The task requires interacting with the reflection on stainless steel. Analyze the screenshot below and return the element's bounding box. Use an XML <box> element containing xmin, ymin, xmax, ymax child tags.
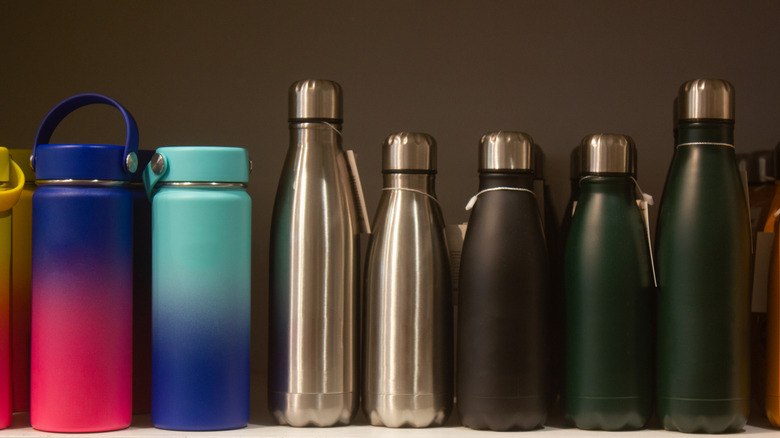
<box><xmin>363</xmin><ymin>132</ymin><xmax>453</xmax><ymax>427</ymax></box>
<box><xmin>268</xmin><ymin>80</ymin><xmax>358</xmax><ymax>427</ymax></box>
<box><xmin>479</xmin><ymin>131</ymin><xmax>533</xmax><ymax>171</ymax></box>
<box><xmin>678</xmin><ymin>78</ymin><xmax>735</xmax><ymax>121</ymax></box>
<box><xmin>580</xmin><ymin>133</ymin><xmax>636</xmax><ymax>175</ymax></box>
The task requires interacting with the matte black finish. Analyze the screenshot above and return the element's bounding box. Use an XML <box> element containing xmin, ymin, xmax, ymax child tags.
<box><xmin>457</xmin><ymin>172</ymin><xmax>551</xmax><ymax>431</ymax></box>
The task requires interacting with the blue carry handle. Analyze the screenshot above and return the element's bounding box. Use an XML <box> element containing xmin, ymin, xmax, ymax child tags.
<box><xmin>31</xmin><ymin>93</ymin><xmax>139</xmax><ymax>174</ymax></box>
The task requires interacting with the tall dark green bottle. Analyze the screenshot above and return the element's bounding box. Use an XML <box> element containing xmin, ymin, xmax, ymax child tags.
<box><xmin>564</xmin><ymin>134</ymin><xmax>653</xmax><ymax>430</ymax></box>
<box><xmin>656</xmin><ymin>79</ymin><xmax>750</xmax><ymax>433</ymax></box>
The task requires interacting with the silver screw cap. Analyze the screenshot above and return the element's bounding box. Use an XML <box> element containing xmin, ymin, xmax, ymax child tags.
<box><xmin>580</xmin><ymin>133</ymin><xmax>636</xmax><ymax>175</ymax></box>
<box><xmin>289</xmin><ymin>79</ymin><xmax>343</xmax><ymax>121</ymax></box>
<box><xmin>383</xmin><ymin>132</ymin><xmax>436</xmax><ymax>172</ymax></box>
<box><xmin>479</xmin><ymin>131</ymin><xmax>534</xmax><ymax>171</ymax></box>
<box><xmin>677</xmin><ymin>78</ymin><xmax>735</xmax><ymax>121</ymax></box>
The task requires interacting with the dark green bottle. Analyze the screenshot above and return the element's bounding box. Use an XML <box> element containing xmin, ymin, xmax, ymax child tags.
<box><xmin>564</xmin><ymin>134</ymin><xmax>653</xmax><ymax>430</ymax></box>
<box><xmin>656</xmin><ymin>79</ymin><xmax>750</xmax><ymax>433</ymax></box>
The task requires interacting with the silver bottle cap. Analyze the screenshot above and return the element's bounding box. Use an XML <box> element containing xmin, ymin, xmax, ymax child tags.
<box><xmin>289</xmin><ymin>79</ymin><xmax>343</xmax><ymax>121</ymax></box>
<box><xmin>569</xmin><ymin>145</ymin><xmax>581</xmax><ymax>180</ymax></box>
<box><xmin>383</xmin><ymin>132</ymin><xmax>436</xmax><ymax>172</ymax></box>
<box><xmin>479</xmin><ymin>131</ymin><xmax>534</xmax><ymax>171</ymax></box>
<box><xmin>580</xmin><ymin>133</ymin><xmax>636</xmax><ymax>175</ymax></box>
<box><xmin>677</xmin><ymin>78</ymin><xmax>734</xmax><ymax>121</ymax></box>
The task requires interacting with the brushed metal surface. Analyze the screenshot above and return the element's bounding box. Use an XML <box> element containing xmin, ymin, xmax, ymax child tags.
<box><xmin>678</xmin><ymin>78</ymin><xmax>734</xmax><ymax>121</ymax></box>
<box><xmin>580</xmin><ymin>133</ymin><xmax>636</xmax><ymax>175</ymax></box>
<box><xmin>269</xmin><ymin>121</ymin><xmax>359</xmax><ymax>427</ymax></box>
<box><xmin>479</xmin><ymin>131</ymin><xmax>534</xmax><ymax>171</ymax></box>
<box><xmin>363</xmin><ymin>133</ymin><xmax>453</xmax><ymax>427</ymax></box>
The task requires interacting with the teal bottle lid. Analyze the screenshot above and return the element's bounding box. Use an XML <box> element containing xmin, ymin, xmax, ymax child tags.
<box><xmin>142</xmin><ymin>146</ymin><xmax>250</xmax><ymax>200</ymax></box>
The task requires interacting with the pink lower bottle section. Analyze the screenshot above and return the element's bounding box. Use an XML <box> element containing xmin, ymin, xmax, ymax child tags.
<box><xmin>30</xmin><ymin>282</ymin><xmax>131</xmax><ymax>432</ymax></box>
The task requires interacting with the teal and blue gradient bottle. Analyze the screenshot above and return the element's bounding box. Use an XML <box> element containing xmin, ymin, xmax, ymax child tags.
<box><xmin>143</xmin><ymin>146</ymin><xmax>251</xmax><ymax>431</ymax></box>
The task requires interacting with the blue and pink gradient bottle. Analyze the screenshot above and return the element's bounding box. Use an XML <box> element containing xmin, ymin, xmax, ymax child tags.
<box><xmin>30</xmin><ymin>93</ymin><xmax>138</xmax><ymax>432</ymax></box>
<box><xmin>143</xmin><ymin>146</ymin><xmax>251</xmax><ymax>431</ymax></box>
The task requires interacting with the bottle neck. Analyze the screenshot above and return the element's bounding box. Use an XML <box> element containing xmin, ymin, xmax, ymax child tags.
<box><xmin>477</xmin><ymin>171</ymin><xmax>534</xmax><ymax>191</ymax></box>
<box><xmin>579</xmin><ymin>175</ymin><xmax>636</xmax><ymax>198</ymax></box>
<box><xmin>289</xmin><ymin>122</ymin><xmax>342</xmax><ymax>148</ymax></box>
<box><xmin>383</xmin><ymin>172</ymin><xmax>436</xmax><ymax>195</ymax></box>
<box><xmin>677</xmin><ymin>120</ymin><xmax>734</xmax><ymax>145</ymax></box>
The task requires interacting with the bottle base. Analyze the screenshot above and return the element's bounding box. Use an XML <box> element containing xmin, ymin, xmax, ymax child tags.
<box><xmin>364</xmin><ymin>393</ymin><xmax>452</xmax><ymax>427</ymax></box>
<box><xmin>269</xmin><ymin>392</ymin><xmax>355</xmax><ymax>427</ymax></box>
<box><xmin>658</xmin><ymin>397</ymin><xmax>748</xmax><ymax>433</ymax></box>
<box><xmin>31</xmin><ymin>420</ymin><xmax>130</xmax><ymax>433</ymax></box>
<box><xmin>564</xmin><ymin>396</ymin><xmax>650</xmax><ymax>430</ymax></box>
<box><xmin>457</xmin><ymin>395</ymin><xmax>547</xmax><ymax>431</ymax></box>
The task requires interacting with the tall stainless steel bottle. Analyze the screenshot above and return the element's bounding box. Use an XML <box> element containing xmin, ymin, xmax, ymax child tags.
<box><xmin>269</xmin><ymin>79</ymin><xmax>359</xmax><ymax>426</ymax></box>
<box><xmin>656</xmin><ymin>79</ymin><xmax>750</xmax><ymax>433</ymax></box>
<box><xmin>363</xmin><ymin>132</ymin><xmax>453</xmax><ymax>428</ymax></box>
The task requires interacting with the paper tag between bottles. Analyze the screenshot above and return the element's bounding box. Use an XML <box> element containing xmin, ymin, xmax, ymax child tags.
<box><xmin>345</xmin><ymin>150</ymin><xmax>371</xmax><ymax>234</ymax></box>
<box><xmin>637</xmin><ymin>193</ymin><xmax>657</xmax><ymax>287</ymax></box>
<box><xmin>740</xmin><ymin>167</ymin><xmax>753</xmax><ymax>254</ymax></box>
<box><xmin>445</xmin><ymin>223</ymin><xmax>468</xmax><ymax>306</ymax></box>
<box><xmin>753</xmin><ymin>231</ymin><xmax>773</xmax><ymax>313</ymax></box>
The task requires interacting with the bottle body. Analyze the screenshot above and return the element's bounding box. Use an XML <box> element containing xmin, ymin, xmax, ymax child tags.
<box><xmin>151</xmin><ymin>186</ymin><xmax>250</xmax><ymax>430</ymax></box>
<box><xmin>765</xmin><ymin>183</ymin><xmax>780</xmax><ymax>425</ymax></box>
<box><xmin>269</xmin><ymin>123</ymin><xmax>359</xmax><ymax>426</ymax></box>
<box><xmin>11</xmin><ymin>183</ymin><xmax>33</xmax><ymax>413</ymax></box>
<box><xmin>656</xmin><ymin>123</ymin><xmax>750</xmax><ymax>433</ymax></box>
<box><xmin>564</xmin><ymin>176</ymin><xmax>653</xmax><ymax>430</ymax></box>
<box><xmin>30</xmin><ymin>185</ymin><xmax>132</xmax><ymax>432</ymax></box>
<box><xmin>363</xmin><ymin>174</ymin><xmax>453</xmax><ymax>427</ymax></box>
<box><xmin>0</xmin><ymin>207</ymin><xmax>11</xmax><ymax>428</ymax></box>
<box><xmin>457</xmin><ymin>172</ymin><xmax>550</xmax><ymax>430</ymax></box>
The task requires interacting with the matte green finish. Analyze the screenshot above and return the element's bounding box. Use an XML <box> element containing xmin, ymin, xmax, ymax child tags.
<box><xmin>656</xmin><ymin>122</ymin><xmax>750</xmax><ymax>433</ymax></box>
<box><xmin>564</xmin><ymin>176</ymin><xmax>653</xmax><ymax>430</ymax></box>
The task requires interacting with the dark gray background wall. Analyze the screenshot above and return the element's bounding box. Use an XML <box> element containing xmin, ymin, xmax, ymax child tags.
<box><xmin>2</xmin><ymin>0</ymin><xmax>780</xmax><ymax>422</ymax></box>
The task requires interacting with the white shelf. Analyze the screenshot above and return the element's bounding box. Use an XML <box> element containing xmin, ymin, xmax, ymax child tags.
<box><xmin>2</xmin><ymin>411</ymin><xmax>778</xmax><ymax>437</ymax></box>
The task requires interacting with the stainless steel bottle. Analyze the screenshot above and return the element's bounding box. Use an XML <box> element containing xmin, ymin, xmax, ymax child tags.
<box><xmin>363</xmin><ymin>132</ymin><xmax>453</xmax><ymax>427</ymax></box>
<box><xmin>268</xmin><ymin>79</ymin><xmax>359</xmax><ymax>427</ymax></box>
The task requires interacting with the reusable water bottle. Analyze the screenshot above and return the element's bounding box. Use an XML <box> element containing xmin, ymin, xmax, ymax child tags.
<box><xmin>764</xmin><ymin>143</ymin><xmax>780</xmax><ymax>426</ymax></box>
<box><xmin>363</xmin><ymin>132</ymin><xmax>453</xmax><ymax>428</ymax></box>
<box><xmin>144</xmin><ymin>146</ymin><xmax>251</xmax><ymax>430</ymax></box>
<box><xmin>745</xmin><ymin>150</ymin><xmax>773</xmax><ymax>415</ymax></box>
<box><xmin>656</xmin><ymin>79</ymin><xmax>750</xmax><ymax>433</ymax></box>
<box><xmin>8</xmin><ymin>149</ymin><xmax>34</xmax><ymax>413</ymax></box>
<box><xmin>269</xmin><ymin>79</ymin><xmax>359</xmax><ymax>426</ymax></box>
<box><xmin>564</xmin><ymin>134</ymin><xmax>653</xmax><ymax>430</ymax></box>
<box><xmin>131</xmin><ymin>150</ymin><xmax>153</xmax><ymax>414</ymax></box>
<box><xmin>30</xmin><ymin>93</ymin><xmax>137</xmax><ymax>432</ymax></box>
<box><xmin>457</xmin><ymin>131</ymin><xmax>550</xmax><ymax>430</ymax></box>
<box><xmin>0</xmin><ymin>149</ymin><xmax>25</xmax><ymax>429</ymax></box>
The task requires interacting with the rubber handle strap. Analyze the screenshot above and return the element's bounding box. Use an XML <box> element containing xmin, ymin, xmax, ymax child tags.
<box><xmin>31</xmin><ymin>93</ymin><xmax>139</xmax><ymax>174</ymax></box>
<box><xmin>0</xmin><ymin>160</ymin><xmax>26</xmax><ymax>211</ymax></box>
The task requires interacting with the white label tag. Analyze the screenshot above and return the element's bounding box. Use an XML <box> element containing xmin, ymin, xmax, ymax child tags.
<box><xmin>637</xmin><ymin>193</ymin><xmax>657</xmax><ymax>287</ymax></box>
<box><xmin>741</xmin><ymin>168</ymin><xmax>753</xmax><ymax>254</ymax></box>
<box><xmin>345</xmin><ymin>150</ymin><xmax>371</xmax><ymax>235</ymax></box>
<box><xmin>753</xmin><ymin>231</ymin><xmax>774</xmax><ymax>313</ymax></box>
<box><xmin>445</xmin><ymin>223</ymin><xmax>468</xmax><ymax>306</ymax></box>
